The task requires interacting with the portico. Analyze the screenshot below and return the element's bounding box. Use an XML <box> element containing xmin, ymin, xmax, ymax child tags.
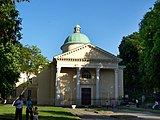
<box><xmin>54</xmin><ymin>54</ymin><xmax>122</xmax><ymax>106</ymax></box>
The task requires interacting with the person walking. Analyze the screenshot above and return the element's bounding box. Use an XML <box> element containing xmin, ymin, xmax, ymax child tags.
<box><xmin>26</xmin><ymin>96</ymin><xmax>33</xmax><ymax>120</ymax></box>
<box><xmin>14</xmin><ymin>95</ymin><xmax>24</xmax><ymax>120</ymax></box>
<box><xmin>111</xmin><ymin>99</ymin><xmax>115</xmax><ymax>109</ymax></box>
<box><xmin>106</xmin><ymin>100</ymin><xmax>109</xmax><ymax>109</ymax></box>
<box><xmin>135</xmin><ymin>98</ymin><xmax>139</xmax><ymax>108</ymax></box>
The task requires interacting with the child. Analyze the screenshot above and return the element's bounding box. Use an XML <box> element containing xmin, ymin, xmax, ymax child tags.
<box><xmin>33</xmin><ymin>106</ymin><xmax>38</xmax><ymax>120</ymax></box>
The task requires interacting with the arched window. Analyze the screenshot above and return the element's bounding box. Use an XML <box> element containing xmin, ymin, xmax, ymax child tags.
<box><xmin>82</xmin><ymin>70</ymin><xmax>91</xmax><ymax>79</ymax></box>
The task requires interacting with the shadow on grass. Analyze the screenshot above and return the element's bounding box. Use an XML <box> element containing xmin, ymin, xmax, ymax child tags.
<box><xmin>0</xmin><ymin>114</ymin><xmax>26</xmax><ymax>120</ymax></box>
<box><xmin>40</xmin><ymin>110</ymin><xmax>75</xmax><ymax>116</ymax></box>
<box><xmin>0</xmin><ymin>113</ymin><xmax>79</xmax><ymax>120</ymax></box>
<box><xmin>39</xmin><ymin>110</ymin><xmax>80</xmax><ymax>120</ymax></box>
<box><xmin>39</xmin><ymin>116</ymin><xmax>79</xmax><ymax>120</ymax></box>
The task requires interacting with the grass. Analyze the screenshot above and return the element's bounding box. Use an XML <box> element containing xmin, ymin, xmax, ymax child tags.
<box><xmin>0</xmin><ymin>104</ymin><xmax>80</xmax><ymax>120</ymax></box>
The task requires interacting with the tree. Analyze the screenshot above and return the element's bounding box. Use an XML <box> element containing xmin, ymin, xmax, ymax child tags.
<box><xmin>0</xmin><ymin>0</ymin><xmax>22</xmax><ymax>43</ymax></box>
<box><xmin>0</xmin><ymin>43</ymin><xmax>22</xmax><ymax>98</ymax></box>
<box><xmin>20</xmin><ymin>45</ymin><xmax>49</xmax><ymax>80</ymax></box>
<box><xmin>119</xmin><ymin>32</ymin><xmax>142</xmax><ymax>96</ymax></box>
<box><xmin>0</xmin><ymin>0</ymin><xmax>29</xmax><ymax>98</ymax></box>
<box><xmin>139</xmin><ymin>1</ymin><xmax>160</xmax><ymax>91</ymax></box>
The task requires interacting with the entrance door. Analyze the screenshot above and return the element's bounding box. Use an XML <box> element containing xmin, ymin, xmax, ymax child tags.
<box><xmin>81</xmin><ymin>88</ymin><xmax>91</xmax><ymax>105</ymax></box>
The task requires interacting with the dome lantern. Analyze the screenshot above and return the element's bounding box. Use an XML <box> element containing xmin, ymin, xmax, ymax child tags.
<box><xmin>74</xmin><ymin>25</ymin><xmax>81</xmax><ymax>33</ymax></box>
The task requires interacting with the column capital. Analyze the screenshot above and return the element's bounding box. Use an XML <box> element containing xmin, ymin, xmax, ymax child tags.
<box><xmin>77</xmin><ymin>67</ymin><xmax>81</xmax><ymax>71</ymax></box>
<box><xmin>114</xmin><ymin>68</ymin><xmax>119</xmax><ymax>72</ymax></box>
<box><xmin>56</xmin><ymin>66</ymin><xmax>61</xmax><ymax>70</ymax></box>
<box><xmin>96</xmin><ymin>68</ymin><xmax>100</xmax><ymax>72</ymax></box>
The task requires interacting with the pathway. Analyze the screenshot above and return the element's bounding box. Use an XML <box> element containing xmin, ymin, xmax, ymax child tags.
<box><xmin>70</xmin><ymin>107</ymin><xmax>160</xmax><ymax>120</ymax></box>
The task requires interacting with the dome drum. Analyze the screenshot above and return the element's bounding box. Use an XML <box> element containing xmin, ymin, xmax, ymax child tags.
<box><xmin>61</xmin><ymin>43</ymin><xmax>86</xmax><ymax>53</ymax></box>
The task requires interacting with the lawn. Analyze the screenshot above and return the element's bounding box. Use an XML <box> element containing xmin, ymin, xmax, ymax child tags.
<box><xmin>0</xmin><ymin>104</ymin><xmax>80</xmax><ymax>120</ymax></box>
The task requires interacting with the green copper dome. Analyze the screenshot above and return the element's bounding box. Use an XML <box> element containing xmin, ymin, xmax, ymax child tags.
<box><xmin>64</xmin><ymin>33</ymin><xmax>90</xmax><ymax>44</ymax></box>
<box><xmin>63</xmin><ymin>25</ymin><xmax>90</xmax><ymax>45</ymax></box>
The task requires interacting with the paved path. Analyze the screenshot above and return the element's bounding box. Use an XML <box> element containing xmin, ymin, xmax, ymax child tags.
<box><xmin>70</xmin><ymin>108</ymin><xmax>160</xmax><ymax>120</ymax></box>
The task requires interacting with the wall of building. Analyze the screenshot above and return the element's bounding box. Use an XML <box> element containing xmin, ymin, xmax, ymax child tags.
<box><xmin>100</xmin><ymin>69</ymin><xmax>115</xmax><ymax>105</ymax></box>
<box><xmin>37</xmin><ymin>63</ymin><xmax>56</xmax><ymax>105</ymax></box>
<box><xmin>118</xmin><ymin>68</ymin><xmax>124</xmax><ymax>99</ymax></box>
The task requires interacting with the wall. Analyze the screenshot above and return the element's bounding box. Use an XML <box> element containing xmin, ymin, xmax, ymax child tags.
<box><xmin>37</xmin><ymin>63</ymin><xmax>56</xmax><ymax>105</ymax></box>
<box><xmin>100</xmin><ymin>69</ymin><xmax>114</xmax><ymax>105</ymax></box>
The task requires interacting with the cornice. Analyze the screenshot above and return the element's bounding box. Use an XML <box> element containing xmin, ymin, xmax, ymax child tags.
<box><xmin>55</xmin><ymin>58</ymin><xmax>120</xmax><ymax>63</ymax></box>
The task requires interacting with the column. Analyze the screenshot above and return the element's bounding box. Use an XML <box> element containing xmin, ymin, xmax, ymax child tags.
<box><xmin>62</xmin><ymin>91</ymin><xmax>64</xmax><ymax>106</ymax></box>
<box><xmin>55</xmin><ymin>66</ymin><xmax>61</xmax><ymax>106</ymax></box>
<box><xmin>76</xmin><ymin>67</ymin><xmax>81</xmax><ymax>105</ymax></box>
<box><xmin>121</xmin><ymin>69</ymin><xmax>124</xmax><ymax>98</ymax></box>
<box><xmin>70</xmin><ymin>89</ymin><xmax>72</xmax><ymax>105</ymax></box>
<box><xmin>114</xmin><ymin>69</ymin><xmax>119</xmax><ymax>100</ymax></box>
<box><xmin>96</xmin><ymin>68</ymin><xmax>100</xmax><ymax>106</ymax></box>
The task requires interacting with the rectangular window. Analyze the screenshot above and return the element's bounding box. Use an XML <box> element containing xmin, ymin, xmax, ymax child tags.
<box><xmin>29</xmin><ymin>78</ymin><xmax>32</xmax><ymax>84</ymax></box>
<box><xmin>28</xmin><ymin>90</ymin><xmax>31</xmax><ymax>97</ymax></box>
<box><xmin>23</xmin><ymin>77</ymin><xmax>26</xmax><ymax>83</ymax></box>
<box><xmin>12</xmin><ymin>89</ymin><xmax>16</xmax><ymax>97</ymax></box>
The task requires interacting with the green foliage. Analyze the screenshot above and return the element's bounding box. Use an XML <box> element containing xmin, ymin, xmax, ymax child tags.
<box><xmin>119</xmin><ymin>32</ymin><xmax>143</xmax><ymax>94</ymax></box>
<box><xmin>119</xmin><ymin>1</ymin><xmax>160</xmax><ymax>97</ymax></box>
<box><xmin>0</xmin><ymin>0</ymin><xmax>22</xmax><ymax>43</ymax></box>
<box><xmin>139</xmin><ymin>1</ymin><xmax>160</xmax><ymax>90</ymax></box>
<box><xmin>20</xmin><ymin>45</ymin><xmax>49</xmax><ymax>79</ymax></box>
<box><xmin>0</xmin><ymin>0</ymin><xmax>30</xmax><ymax>98</ymax></box>
<box><xmin>16</xmin><ymin>0</ymin><xmax>30</xmax><ymax>2</ymax></box>
<box><xmin>0</xmin><ymin>42</ymin><xmax>21</xmax><ymax>98</ymax></box>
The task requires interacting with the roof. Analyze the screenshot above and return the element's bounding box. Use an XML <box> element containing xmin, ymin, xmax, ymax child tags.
<box><xmin>64</xmin><ymin>33</ymin><xmax>90</xmax><ymax>44</ymax></box>
<box><xmin>62</xmin><ymin>25</ymin><xmax>91</xmax><ymax>46</ymax></box>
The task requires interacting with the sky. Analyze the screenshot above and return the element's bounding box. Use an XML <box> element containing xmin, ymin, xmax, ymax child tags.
<box><xmin>16</xmin><ymin>0</ymin><xmax>156</xmax><ymax>61</ymax></box>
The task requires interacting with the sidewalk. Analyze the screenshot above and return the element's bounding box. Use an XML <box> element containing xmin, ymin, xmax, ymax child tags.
<box><xmin>70</xmin><ymin>107</ymin><xmax>160</xmax><ymax>120</ymax></box>
<box><xmin>70</xmin><ymin>108</ymin><xmax>114</xmax><ymax>120</ymax></box>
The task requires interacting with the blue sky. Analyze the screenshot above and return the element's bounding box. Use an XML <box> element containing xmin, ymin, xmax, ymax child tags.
<box><xmin>16</xmin><ymin>0</ymin><xmax>156</xmax><ymax>61</ymax></box>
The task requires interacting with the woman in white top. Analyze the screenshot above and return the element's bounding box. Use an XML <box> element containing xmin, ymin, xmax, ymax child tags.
<box><xmin>14</xmin><ymin>95</ymin><xmax>24</xmax><ymax>120</ymax></box>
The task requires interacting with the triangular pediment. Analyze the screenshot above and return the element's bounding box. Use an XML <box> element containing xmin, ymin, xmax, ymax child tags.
<box><xmin>54</xmin><ymin>44</ymin><xmax>121</xmax><ymax>62</ymax></box>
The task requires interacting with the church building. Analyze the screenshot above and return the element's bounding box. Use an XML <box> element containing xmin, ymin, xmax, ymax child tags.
<box><xmin>36</xmin><ymin>25</ymin><xmax>124</xmax><ymax>106</ymax></box>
